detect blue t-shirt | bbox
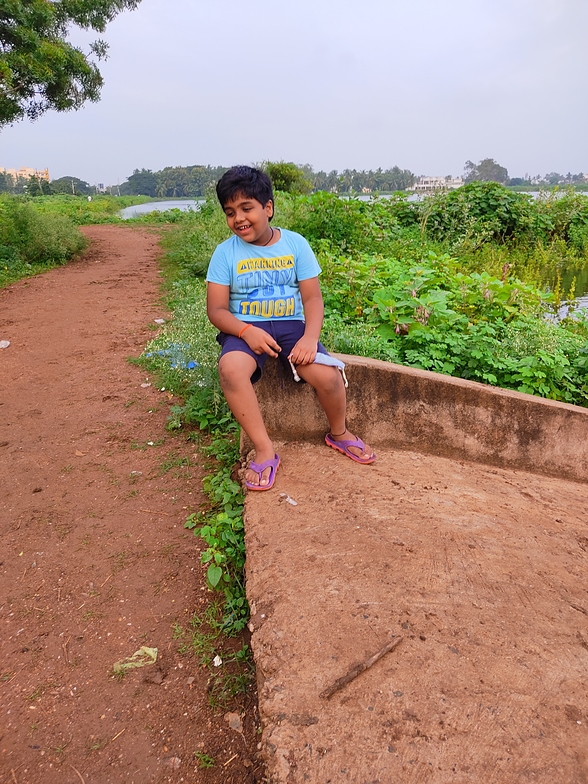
[206,228,321,322]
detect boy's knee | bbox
[218,352,256,390]
[303,365,343,395]
[324,369,345,395]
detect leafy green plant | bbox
[174,605,254,710]
[362,253,588,403]
[185,433,248,633]
[140,277,248,633]
[194,751,216,769]
[420,181,535,248]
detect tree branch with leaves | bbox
[0,0,142,127]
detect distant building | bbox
[0,167,50,181]
[411,175,463,193]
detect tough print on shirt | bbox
[206,229,321,322]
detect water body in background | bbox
[120,200,203,219]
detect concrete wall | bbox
[249,354,588,484]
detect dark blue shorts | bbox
[216,320,329,383]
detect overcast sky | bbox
[2,0,587,185]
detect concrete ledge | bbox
[250,353,588,484]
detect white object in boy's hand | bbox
[288,354,348,387]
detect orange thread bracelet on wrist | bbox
[238,323,252,339]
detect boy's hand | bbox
[243,326,281,357]
[289,335,317,366]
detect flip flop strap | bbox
[249,457,278,474]
[329,437,365,450]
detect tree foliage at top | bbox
[464,158,509,184]
[50,175,92,195]
[263,161,312,195]
[0,0,142,127]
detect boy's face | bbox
[222,193,273,245]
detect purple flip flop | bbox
[325,433,375,464]
[245,454,280,491]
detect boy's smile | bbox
[223,194,274,246]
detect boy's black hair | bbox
[216,166,274,217]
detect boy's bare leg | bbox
[218,352,276,487]
[296,363,374,461]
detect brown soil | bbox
[0,226,263,784]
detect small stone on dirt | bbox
[225,712,243,733]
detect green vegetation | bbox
[194,751,216,769]
[140,275,248,633]
[173,602,253,711]
[118,162,417,198]
[31,193,150,224]
[0,194,87,286]
[465,158,509,184]
[263,161,313,194]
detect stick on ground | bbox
[320,636,403,700]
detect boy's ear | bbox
[265,200,274,220]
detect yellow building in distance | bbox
[0,167,50,181]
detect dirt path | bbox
[0,226,261,784]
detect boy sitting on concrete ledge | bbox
[206,165,375,490]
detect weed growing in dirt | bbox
[194,751,216,769]
[51,737,72,759]
[159,454,191,475]
[109,550,130,572]
[140,278,248,634]
[88,737,109,752]
[174,604,254,711]
[27,687,42,702]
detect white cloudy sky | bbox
[2,0,587,185]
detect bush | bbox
[33,194,150,224]
[0,195,86,286]
[284,192,387,254]
[420,181,535,248]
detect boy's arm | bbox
[289,277,324,365]
[206,283,281,357]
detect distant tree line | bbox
[464,158,586,188]
[119,166,227,198]
[508,172,587,187]
[0,159,585,199]
[117,163,416,197]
